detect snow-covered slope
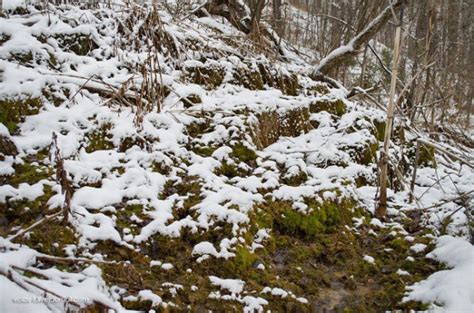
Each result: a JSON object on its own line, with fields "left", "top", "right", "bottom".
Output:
{"left": 0, "top": 1, "right": 472, "bottom": 312}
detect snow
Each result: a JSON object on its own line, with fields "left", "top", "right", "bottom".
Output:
{"left": 138, "top": 289, "right": 163, "bottom": 306}
{"left": 410, "top": 243, "right": 427, "bottom": 253}
{"left": 0, "top": 1, "right": 472, "bottom": 311}
{"left": 209, "top": 276, "right": 245, "bottom": 295}
{"left": 404, "top": 236, "right": 474, "bottom": 311}
{"left": 363, "top": 255, "right": 375, "bottom": 264}
{"left": 262, "top": 287, "right": 288, "bottom": 298}
{"left": 397, "top": 269, "right": 410, "bottom": 276}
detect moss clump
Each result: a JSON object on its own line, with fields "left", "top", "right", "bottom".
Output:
{"left": 10, "top": 51, "right": 34, "bottom": 64}
{"left": 0, "top": 185, "right": 53, "bottom": 234}
{"left": 115, "top": 204, "right": 147, "bottom": 233}
{"left": 8, "top": 161, "right": 51, "bottom": 187}
{"left": 0, "top": 33, "right": 10, "bottom": 46}
{"left": 281, "top": 108, "right": 313, "bottom": 136}
{"left": 310, "top": 99, "right": 347, "bottom": 116}
{"left": 183, "top": 94, "right": 203, "bottom": 108}
{"left": 353, "top": 142, "right": 378, "bottom": 165}
{"left": 278, "top": 73, "right": 299, "bottom": 96}
{"left": 55, "top": 33, "right": 98, "bottom": 56}
{"left": 161, "top": 175, "right": 202, "bottom": 200}
{"left": 187, "top": 65, "right": 224, "bottom": 89}
{"left": 417, "top": 144, "right": 437, "bottom": 167}
{"left": 282, "top": 171, "right": 308, "bottom": 186}
{"left": 215, "top": 162, "right": 240, "bottom": 178}
{"left": 258, "top": 198, "right": 360, "bottom": 240}
{"left": 251, "top": 108, "right": 312, "bottom": 149}
{"left": 257, "top": 63, "right": 299, "bottom": 95}
{"left": 0, "top": 97, "right": 42, "bottom": 133}
{"left": 85, "top": 123, "right": 114, "bottom": 152}
{"left": 230, "top": 142, "right": 257, "bottom": 165}
{"left": 119, "top": 136, "right": 146, "bottom": 152}
{"left": 275, "top": 202, "right": 341, "bottom": 239}
{"left": 308, "top": 83, "right": 330, "bottom": 95}
{"left": 227, "top": 245, "right": 258, "bottom": 275}
{"left": 233, "top": 67, "right": 264, "bottom": 90}
{"left": 17, "top": 221, "right": 77, "bottom": 257}
{"left": 192, "top": 145, "right": 215, "bottom": 157}
{"left": 151, "top": 160, "right": 171, "bottom": 175}
{"left": 186, "top": 121, "right": 212, "bottom": 138}
{"left": 373, "top": 119, "right": 386, "bottom": 142}
{"left": 0, "top": 134, "right": 18, "bottom": 156}
{"left": 42, "top": 85, "right": 69, "bottom": 106}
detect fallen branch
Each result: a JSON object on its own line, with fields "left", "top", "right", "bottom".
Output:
{"left": 8, "top": 211, "right": 62, "bottom": 241}
{"left": 36, "top": 254, "right": 116, "bottom": 266}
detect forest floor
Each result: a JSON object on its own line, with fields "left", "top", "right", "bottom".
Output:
{"left": 0, "top": 2, "right": 472, "bottom": 312}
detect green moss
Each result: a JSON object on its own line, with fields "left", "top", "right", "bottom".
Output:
{"left": 18, "top": 222, "right": 76, "bottom": 257}
{"left": 9, "top": 161, "right": 51, "bottom": 187}
{"left": 10, "top": 51, "right": 33, "bottom": 64}
{"left": 192, "top": 145, "right": 215, "bottom": 157}
{"left": 260, "top": 198, "right": 360, "bottom": 240}
{"left": 355, "top": 142, "right": 378, "bottom": 165}
{"left": 257, "top": 63, "right": 299, "bottom": 95}
{"left": 42, "top": 86, "right": 68, "bottom": 106}
{"left": 227, "top": 245, "right": 258, "bottom": 274}
{"left": 282, "top": 171, "right": 308, "bottom": 186}
{"left": 308, "top": 83, "right": 330, "bottom": 95}
{"left": 0, "top": 33, "right": 10, "bottom": 46}
{"left": 388, "top": 237, "right": 410, "bottom": 252}
{"left": 115, "top": 204, "right": 147, "bottom": 233}
{"left": 0, "top": 185, "right": 54, "bottom": 236}
{"left": 418, "top": 144, "right": 437, "bottom": 167}
{"left": 215, "top": 162, "right": 240, "bottom": 178}
{"left": 234, "top": 68, "right": 264, "bottom": 90}
{"left": 151, "top": 160, "right": 171, "bottom": 175}
{"left": 373, "top": 119, "right": 386, "bottom": 142}
{"left": 183, "top": 94, "right": 203, "bottom": 108}
{"left": 161, "top": 175, "right": 201, "bottom": 199}
{"left": 310, "top": 99, "right": 347, "bottom": 116}
{"left": 0, "top": 134, "right": 17, "bottom": 156}
{"left": 187, "top": 65, "right": 224, "bottom": 89}
{"left": 0, "top": 97, "right": 42, "bottom": 133}
{"left": 186, "top": 121, "right": 212, "bottom": 138}
{"left": 230, "top": 142, "right": 257, "bottom": 165}
{"left": 56, "top": 33, "right": 98, "bottom": 56}
{"left": 85, "top": 123, "right": 114, "bottom": 152}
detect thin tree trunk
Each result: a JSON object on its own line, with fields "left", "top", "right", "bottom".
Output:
{"left": 376, "top": 8, "right": 404, "bottom": 219}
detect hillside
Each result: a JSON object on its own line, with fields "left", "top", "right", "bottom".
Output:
{"left": 0, "top": 1, "right": 473, "bottom": 312}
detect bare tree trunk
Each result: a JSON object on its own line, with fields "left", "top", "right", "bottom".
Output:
{"left": 248, "top": 0, "right": 266, "bottom": 36}
{"left": 272, "top": 0, "right": 283, "bottom": 36}
{"left": 376, "top": 7, "right": 404, "bottom": 219}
